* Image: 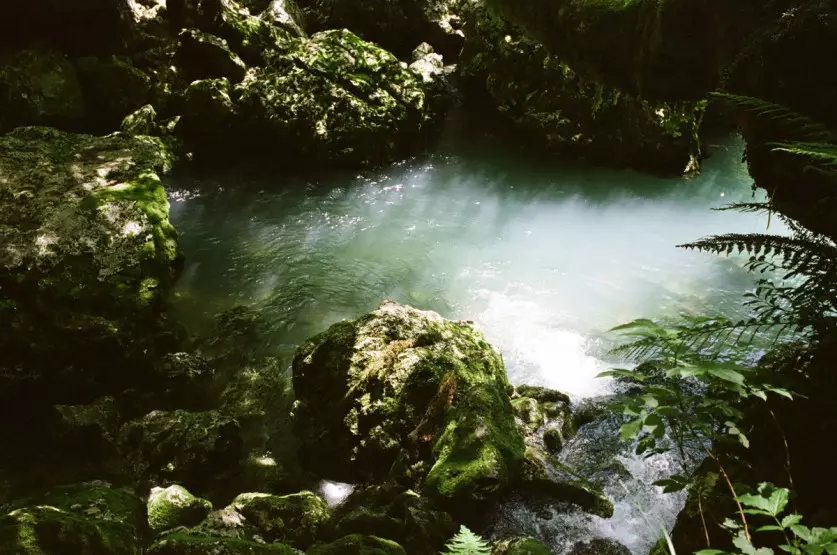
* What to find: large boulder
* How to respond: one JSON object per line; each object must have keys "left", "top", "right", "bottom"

{"left": 0, "top": 127, "right": 179, "bottom": 409}
{"left": 118, "top": 410, "right": 242, "bottom": 492}
{"left": 0, "top": 481, "right": 145, "bottom": 554}
{"left": 308, "top": 534, "right": 407, "bottom": 555}
{"left": 148, "top": 485, "right": 213, "bottom": 534}
{"left": 458, "top": 3, "right": 704, "bottom": 176}
{"left": 292, "top": 300, "right": 525, "bottom": 507}
{"left": 229, "top": 491, "right": 329, "bottom": 548}
{"left": 176, "top": 29, "right": 248, "bottom": 82}
{"left": 298, "top": 0, "right": 466, "bottom": 60}
{"left": 0, "top": 50, "right": 85, "bottom": 133}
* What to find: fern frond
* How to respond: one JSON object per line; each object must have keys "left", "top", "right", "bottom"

{"left": 441, "top": 526, "right": 490, "bottom": 555}
{"left": 713, "top": 202, "right": 773, "bottom": 214}
{"left": 710, "top": 92, "right": 834, "bottom": 141}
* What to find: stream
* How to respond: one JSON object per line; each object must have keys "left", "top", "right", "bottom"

{"left": 167, "top": 120, "right": 779, "bottom": 553}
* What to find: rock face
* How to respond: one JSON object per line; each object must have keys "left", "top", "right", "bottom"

{"left": 458, "top": 3, "right": 703, "bottom": 176}
{"left": 0, "top": 127, "right": 179, "bottom": 408}
{"left": 298, "top": 0, "right": 466, "bottom": 60}
{"left": 0, "top": 50, "right": 86, "bottom": 133}
{"left": 0, "top": 481, "right": 145, "bottom": 554}
{"left": 292, "top": 300, "right": 525, "bottom": 506}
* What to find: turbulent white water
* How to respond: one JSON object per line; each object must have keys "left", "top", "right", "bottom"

{"left": 168, "top": 128, "right": 781, "bottom": 553}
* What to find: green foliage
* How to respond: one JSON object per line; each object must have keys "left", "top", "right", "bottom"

{"left": 441, "top": 526, "right": 490, "bottom": 555}
{"left": 694, "top": 483, "right": 837, "bottom": 555}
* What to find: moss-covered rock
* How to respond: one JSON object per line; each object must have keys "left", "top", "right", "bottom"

{"left": 148, "top": 533, "right": 299, "bottom": 554}
{"left": 229, "top": 491, "right": 329, "bottom": 548}
{"left": 177, "top": 29, "right": 248, "bottom": 82}
{"left": 122, "top": 105, "right": 159, "bottom": 136}
{"left": 118, "top": 410, "right": 242, "bottom": 492}
{"left": 298, "top": 0, "right": 466, "bottom": 60}
{"left": 308, "top": 534, "right": 407, "bottom": 555}
{"left": 75, "top": 56, "right": 152, "bottom": 131}
{"left": 0, "top": 126, "right": 179, "bottom": 408}
{"left": 492, "top": 536, "right": 552, "bottom": 555}
{"left": 0, "top": 50, "right": 85, "bottom": 133}
{"left": 458, "top": 3, "right": 703, "bottom": 175}
{"left": 566, "top": 538, "right": 630, "bottom": 555}
{"left": 148, "top": 485, "right": 213, "bottom": 534}
{"left": 293, "top": 300, "right": 525, "bottom": 508}
{"left": 325, "top": 484, "right": 455, "bottom": 555}
{"left": 0, "top": 481, "right": 145, "bottom": 554}
{"left": 176, "top": 77, "right": 238, "bottom": 154}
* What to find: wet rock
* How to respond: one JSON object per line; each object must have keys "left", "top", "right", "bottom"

{"left": 75, "top": 56, "right": 152, "bottom": 131}
{"left": 308, "top": 534, "right": 407, "bottom": 555}
{"left": 458, "top": 3, "right": 703, "bottom": 176}
{"left": 229, "top": 491, "right": 329, "bottom": 548}
{"left": 0, "top": 50, "right": 85, "bottom": 132}
{"left": 177, "top": 29, "right": 248, "bottom": 82}
{"left": 148, "top": 533, "right": 299, "bottom": 554}
{"left": 567, "top": 538, "right": 631, "bottom": 555}
{"left": 325, "top": 484, "right": 455, "bottom": 555}
{"left": 292, "top": 300, "right": 525, "bottom": 507}
{"left": 0, "top": 481, "right": 145, "bottom": 554}
{"left": 148, "top": 485, "right": 213, "bottom": 534}
{"left": 122, "top": 104, "right": 159, "bottom": 136}
{"left": 260, "top": 0, "right": 307, "bottom": 37}
{"left": 492, "top": 536, "right": 552, "bottom": 555}
{"left": 542, "top": 427, "right": 563, "bottom": 455}
{"left": 0, "top": 127, "right": 178, "bottom": 408}
{"left": 298, "top": 0, "right": 466, "bottom": 60}
{"left": 518, "top": 446, "right": 614, "bottom": 518}
{"left": 119, "top": 410, "right": 242, "bottom": 491}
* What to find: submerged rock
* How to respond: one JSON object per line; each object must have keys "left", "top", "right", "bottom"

{"left": 148, "top": 485, "right": 213, "bottom": 534}
{"left": 458, "top": 3, "right": 703, "bottom": 176}
{"left": 292, "top": 300, "right": 525, "bottom": 507}
{"left": 229, "top": 491, "right": 329, "bottom": 548}
{"left": 308, "top": 534, "right": 407, "bottom": 555}
{"left": 0, "top": 481, "right": 145, "bottom": 554}
{"left": 118, "top": 410, "right": 242, "bottom": 491}
{"left": 492, "top": 536, "right": 552, "bottom": 555}
{"left": 325, "top": 484, "right": 455, "bottom": 555}
{"left": 0, "top": 127, "right": 179, "bottom": 408}
{"left": 0, "top": 50, "right": 85, "bottom": 132}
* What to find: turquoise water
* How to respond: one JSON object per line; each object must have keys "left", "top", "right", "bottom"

{"left": 168, "top": 129, "right": 774, "bottom": 398}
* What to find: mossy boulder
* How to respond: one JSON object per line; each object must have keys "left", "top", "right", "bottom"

{"left": 567, "top": 538, "right": 630, "bottom": 555}
{"left": 229, "top": 492, "right": 329, "bottom": 548}
{"left": 0, "top": 481, "right": 145, "bottom": 554}
{"left": 177, "top": 77, "right": 238, "bottom": 154}
{"left": 0, "top": 127, "right": 178, "bottom": 408}
{"left": 74, "top": 56, "right": 152, "bottom": 131}
{"left": 492, "top": 537, "right": 552, "bottom": 555}
{"left": 0, "top": 50, "right": 85, "bottom": 133}
{"left": 325, "top": 484, "right": 455, "bottom": 555}
{"left": 308, "top": 534, "right": 407, "bottom": 555}
{"left": 148, "top": 485, "right": 213, "bottom": 534}
{"left": 292, "top": 300, "right": 525, "bottom": 507}
{"left": 298, "top": 0, "right": 465, "bottom": 60}
{"left": 458, "top": 3, "right": 703, "bottom": 175}
{"left": 177, "top": 29, "right": 248, "bottom": 82}
{"left": 118, "top": 410, "right": 242, "bottom": 492}
{"left": 122, "top": 105, "right": 159, "bottom": 136}
{"left": 148, "top": 533, "right": 299, "bottom": 554}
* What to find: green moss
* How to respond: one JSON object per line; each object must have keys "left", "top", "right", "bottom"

{"left": 230, "top": 491, "right": 329, "bottom": 548}
{"left": 148, "top": 533, "right": 298, "bottom": 554}
{"left": 308, "top": 534, "right": 407, "bottom": 555}
{"left": 493, "top": 536, "right": 552, "bottom": 555}
{"left": 147, "top": 485, "right": 213, "bottom": 534}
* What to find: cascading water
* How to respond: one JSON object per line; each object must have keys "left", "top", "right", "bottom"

{"left": 167, "top": 124, "right": 782, "bottom": 553}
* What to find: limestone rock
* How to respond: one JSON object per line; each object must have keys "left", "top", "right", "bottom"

{"left": 148, "top": 485, "right": 213, "bottom": 534}
{"left": 0, "top": 50, "right": 85, "bottom": 133}
{"left": 177, "top": 29, "right": 248, "bottom": 82}
{"left": 0, "top": 127, "right": 178, "bottom": 407}
{"left": 0, "top": 481, "right": 145, "bottom": 554}
{"left": 229, "top": 491, "right": 329, "bottom": 548}
{"left": 118, "top": 410, "right": 242, "bottom": 491}
{"left": 292, "top": 300, "right": 525, "bottom": 506}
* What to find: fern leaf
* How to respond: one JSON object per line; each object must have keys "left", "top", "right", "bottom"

{"left": 442, "top": 526, "right": 491, "bottom": 555}
{"left": 710, "top": 92, "right": 834, "bottom": 141}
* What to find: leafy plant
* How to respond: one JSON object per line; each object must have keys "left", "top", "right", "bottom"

{"left": 695, "top": 483, "right": 837, "bottom": 555}
{"left": 441, "top": 525, "right": 491, "bottom": 555}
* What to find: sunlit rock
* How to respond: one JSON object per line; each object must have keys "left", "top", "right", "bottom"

{"left": 148, "top": 485, "right": 213, "bottom": 534}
